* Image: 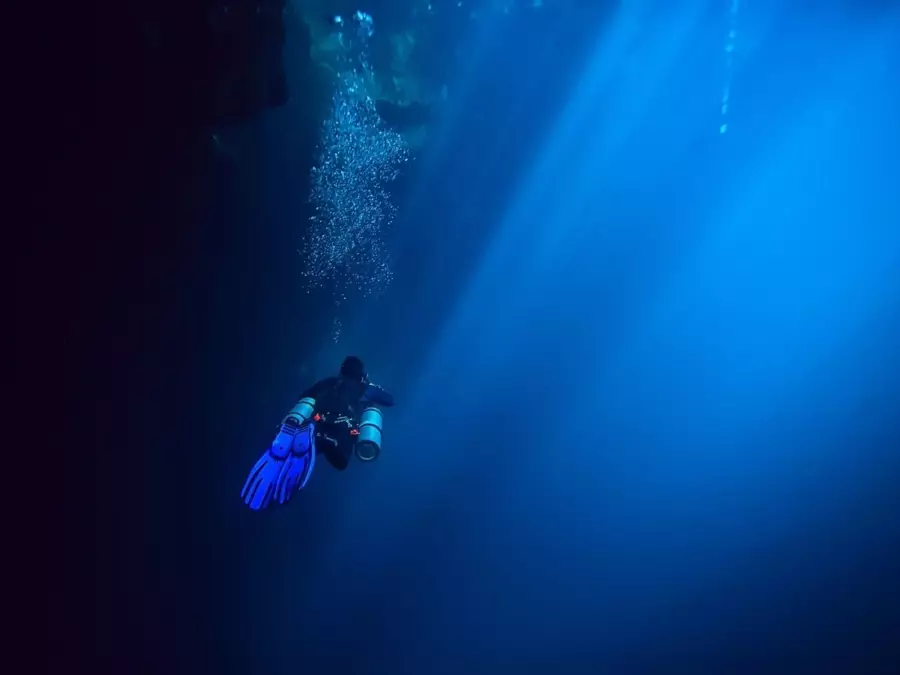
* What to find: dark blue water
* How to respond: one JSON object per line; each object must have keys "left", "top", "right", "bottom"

{"left": 70, "top": 2, "right": 900, "bottom": 674}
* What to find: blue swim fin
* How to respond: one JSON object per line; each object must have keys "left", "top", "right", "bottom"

{"left": 274, "top": 422, "right": 316, "bottom": 505}
{"left": 241, "top": 421, "right": 299, "bottom": 510}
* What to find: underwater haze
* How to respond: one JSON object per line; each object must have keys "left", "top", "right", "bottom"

{"left": 94, "top": 1, "right": 900, "bottom": 674}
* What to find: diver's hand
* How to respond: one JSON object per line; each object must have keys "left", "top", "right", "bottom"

{"left": 363, "top": 382, "right": 395, "bottom": 407}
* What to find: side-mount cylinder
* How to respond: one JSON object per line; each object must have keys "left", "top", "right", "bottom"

{"left": 282, "top": 397, "right": 316, "bottom": 426}
{"left": 355, "top": 406, "right": 383, "bottom": 461}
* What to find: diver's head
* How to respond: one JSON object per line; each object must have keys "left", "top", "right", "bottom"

{"left": 340, "top": 356, "right": 367, "bottom": 382}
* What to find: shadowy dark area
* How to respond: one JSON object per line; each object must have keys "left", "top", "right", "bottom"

{"left": 54, "top": 2, "right": 324, "bottom": 673}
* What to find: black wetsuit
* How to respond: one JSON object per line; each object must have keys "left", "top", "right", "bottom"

{"left": 299, "top": 376, "right": 395, "bottom": 470}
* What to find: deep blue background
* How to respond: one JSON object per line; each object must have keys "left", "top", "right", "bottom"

{"left": 59, "top": 2, "right": 899, "bottom": 674}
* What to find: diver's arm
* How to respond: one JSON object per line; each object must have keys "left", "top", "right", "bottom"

{"left": 362, "top": 382, "right": 395, "bottom": 407}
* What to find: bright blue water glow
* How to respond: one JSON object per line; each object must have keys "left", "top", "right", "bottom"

{"left": 251, "top": 3, "right": 900, "bottom": 672}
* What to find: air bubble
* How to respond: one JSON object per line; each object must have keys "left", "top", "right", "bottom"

{"left": 301, "top": 18, "right": 410, "bottom": 318}
{"left": 720, "top": 0, "right": 740, "bottom": 134}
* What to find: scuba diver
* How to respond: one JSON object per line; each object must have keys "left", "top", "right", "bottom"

{"left": 241, "top": 356, "right": 395, "bottom": 511}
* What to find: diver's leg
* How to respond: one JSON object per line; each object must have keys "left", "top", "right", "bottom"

{"left": 316, "top": 429, "right": 350, "bottom": 471}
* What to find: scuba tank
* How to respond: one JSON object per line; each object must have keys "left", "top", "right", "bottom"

{"left": 282, "top": 397, "right": 316, "bottom": 426}
{"left": 355, "top": 406, "right": 383, "bottom": 461}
